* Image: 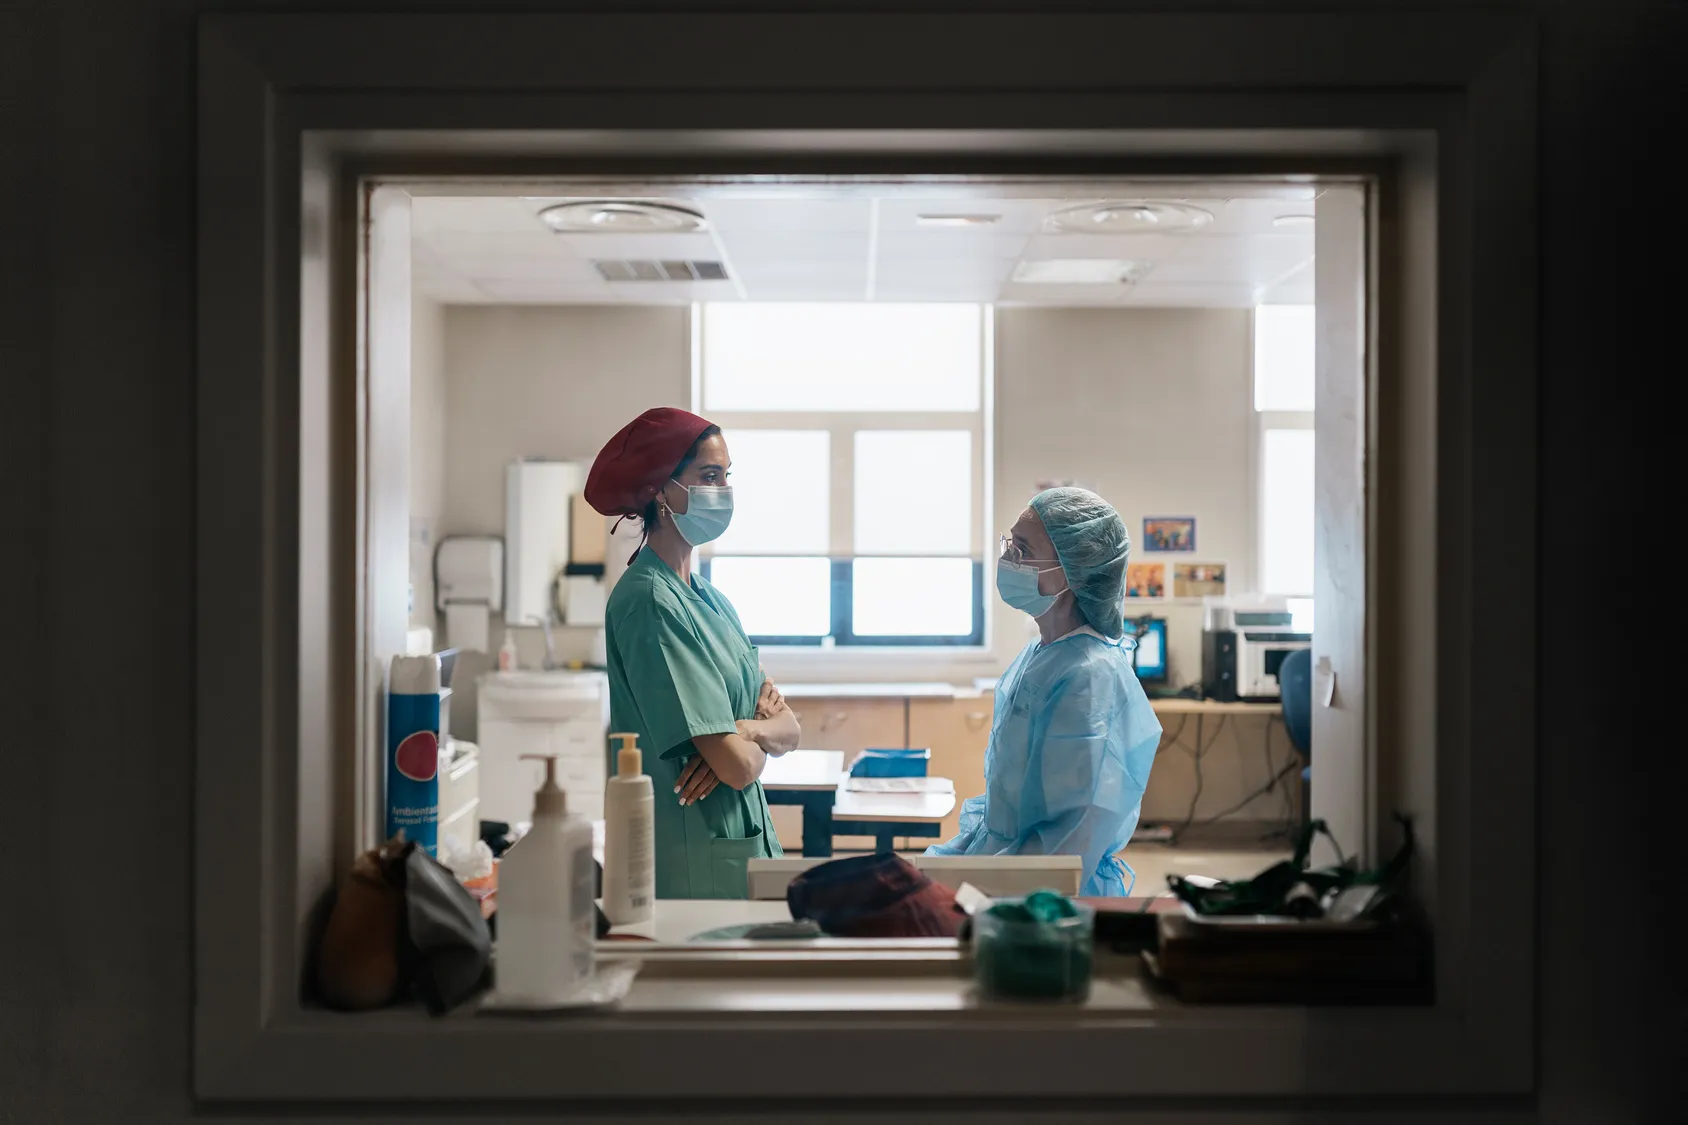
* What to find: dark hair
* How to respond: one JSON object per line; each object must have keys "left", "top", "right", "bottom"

{"left": 641, "top": 424, "right": 722, "bottom": 530}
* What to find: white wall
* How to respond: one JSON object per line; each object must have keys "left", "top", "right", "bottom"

{"left": 424, "top": 303, "right": 1258, "bottom": 683}
{"left": 438, "top": 305, "right": 690, "bottom": 663}
{"left": 409, "top": 296, "right": 447, "bottom": 633}
{"left": 994, "top": 308, "right": 1284, "bottom": 823}
{"left": 994, "top": 307, "right": 1256, "bottom": 688}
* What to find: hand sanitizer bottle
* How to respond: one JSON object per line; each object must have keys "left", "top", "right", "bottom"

{"left": 602, "top": 733, "right": 655, "bottom": 926}
{"left": 494, "top": 754, "right": 595, "bottom": 1002}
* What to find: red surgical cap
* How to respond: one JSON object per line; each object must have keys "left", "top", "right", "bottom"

{"left": 584, "top": 407, "right": 716, "bottom": 517}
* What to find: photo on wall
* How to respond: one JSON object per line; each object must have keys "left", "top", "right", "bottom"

{"left": 1125, "top": 561, "right": 1167, "bottom": 599}
{"left": 1173, "top": 561, "right": 1228, "bottom": 598}
{"left": 1142, "top": 516, "right": 1196, "bottom": 553}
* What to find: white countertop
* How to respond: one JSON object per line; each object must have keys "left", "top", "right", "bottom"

{"left": 604, "top": 899, "right": 796, "bottom": 943}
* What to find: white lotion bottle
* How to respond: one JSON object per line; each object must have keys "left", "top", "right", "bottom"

{"left": 602, "top": 733, "right": 655, "bottom": 926}
{"left": 494, "top": 753, "right": 595, "bottom": 1002}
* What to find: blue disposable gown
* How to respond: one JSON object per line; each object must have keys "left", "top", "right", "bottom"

{"left": 927, "top": 629, "right": 1162, "bottom": 896}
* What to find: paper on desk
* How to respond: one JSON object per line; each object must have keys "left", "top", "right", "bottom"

{"left": 844, "top": 776, "right": 955, "bottom": 794}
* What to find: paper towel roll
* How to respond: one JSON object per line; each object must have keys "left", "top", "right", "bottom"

{"left": 444, "top": 603, "right": 491, "bottom": 653}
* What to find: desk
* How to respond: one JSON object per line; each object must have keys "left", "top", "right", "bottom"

{"left": 761, "top": 750, "right": 846, "bottom": 858}
{"left": 1149, "top": 698, "right": 1282, "bottom": 717}
{"left": 761, "top": 748, "right": 957, "bottom": 857}
{"left": 1142, "top": 698, "right": 1293, "bottom": 836}
{"left": 1148, "top": 698, "right": 1282, "bottom": 758}
{"left": 831, "top": 788, "right": 956, "bottom": 854}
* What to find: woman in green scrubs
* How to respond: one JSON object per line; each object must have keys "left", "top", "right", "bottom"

{"left": 585, "top": 407, "right": 801, "bottom": 899}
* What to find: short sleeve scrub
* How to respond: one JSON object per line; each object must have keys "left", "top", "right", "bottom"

{"left": 603, "top": 550, "right": 782, "bottom": 899}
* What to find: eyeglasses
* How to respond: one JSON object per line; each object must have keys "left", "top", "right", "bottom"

{"left": 999, "top": 534, "right": 1060, "bottom": 567}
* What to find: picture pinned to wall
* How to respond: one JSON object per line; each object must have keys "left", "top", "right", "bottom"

{"left": 1173, "top": 561, "right": 1228, "bottom": 598}
{"left": 1125, "top": 562, "right": 1166, "bottom": 599}
{"left": 1142, "top": 516, "right": 1196, "bottom": 553}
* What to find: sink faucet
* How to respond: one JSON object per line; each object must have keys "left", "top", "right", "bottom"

{"left": 528, "top": 615, "right": 559, "bottom": 670}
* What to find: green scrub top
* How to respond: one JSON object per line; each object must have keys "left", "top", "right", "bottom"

{"left": 604, "top": 549, "right": 782, "bottom": 899}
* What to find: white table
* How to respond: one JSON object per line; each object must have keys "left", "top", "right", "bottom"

{"left": 760, "top": 748, "right": 956, "bottom": 856}
{"left": 761, "top": 750, "right": 846, "bottom": 857}
{"left": 760, "top": 749, "right": 846, "bottom": 790}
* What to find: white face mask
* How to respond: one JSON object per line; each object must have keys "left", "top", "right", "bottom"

{"left": 666, "top": 480, "right": 734, "bottom": 546}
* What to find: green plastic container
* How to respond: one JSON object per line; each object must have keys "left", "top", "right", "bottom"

{"left": 972, "top": 891, "right": 1095, "bottom": 1001}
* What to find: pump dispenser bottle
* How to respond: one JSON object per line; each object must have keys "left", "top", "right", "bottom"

{"left": 493, "top": 754, "right": 595, "bottom": 1001}
{"left": 602, "top": 733, "right": 655, "bottom": 925}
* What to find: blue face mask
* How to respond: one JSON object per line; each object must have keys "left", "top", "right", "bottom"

{"left": 996, "top": 559, "right": 1063, "bottom": 618}
{"left": 668, "top": 480, "right": 734, "bottom": 546}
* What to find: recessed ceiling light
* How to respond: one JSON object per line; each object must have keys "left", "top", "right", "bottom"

{"left": 538, "top": 200, "right": 708, "bottom": 234}
{"left": 915, "top": 213, "right": 1002, "bottom": 228}
{"left": 1272, "top": 214, "right": 1315, "bottom": 228}
{"left": 1011, "top": 259, "right": 1151, "bottom": 285}
{"left": 1046, "top": 201, "right": 1214, "bottom": 234}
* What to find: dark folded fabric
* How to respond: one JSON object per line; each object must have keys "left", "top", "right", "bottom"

{"left": 786, "top": 853, "right": 966, "bottom": 938}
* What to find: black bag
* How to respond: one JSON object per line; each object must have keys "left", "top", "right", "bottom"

{"left": 400, "top": 845, "right": 493, "bottom": 1014}
{"left": 1169, "top": 815, "right": 1415, "bottom": 920}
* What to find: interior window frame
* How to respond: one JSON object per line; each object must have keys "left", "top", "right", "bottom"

{"left": 193, "top": 7, "right": 1538, "bottom": 1107}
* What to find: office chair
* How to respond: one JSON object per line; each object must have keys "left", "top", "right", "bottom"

{"left": 1277, "top": 647, "right": 1313, "bottom": 826}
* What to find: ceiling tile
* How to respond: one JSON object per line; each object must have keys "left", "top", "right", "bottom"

{"left": 1170, "top": 232, "right": 1312, "bottom": 263}
{"left": 1145, "top": 251, "right": 1313, "bottom": 286}
{"left": 1123, "top": 282, "right": 1258, "bottom": 308}
{"left": 702, "top": 198, "right": 874, "bottom": 234}
{"left": 412, "top": 197, "right": 543, "bottom": 237}
{"left": 721, "top": 230, "right": 866, "bottom": 261}
{"left": 996, "top": 282, "right": 1134, "bottom": 306}
{"left": 473, "top": 278, "right": 612, "bottom": 303}
{"left": 1018, "top": 232, "right": 1193, "bottom": 263}
{"left": 875, "top": 258, "right": 1015, "bottom": 286}
{"left": 1213, "top": 197, "right": 1317, "bottom": 234}
{"left": 551, "top": 232, "right": 721, "bottom": 261}
{"left": 872, "top": 197, "right": 1060, "bottom": 237}
{"left": 441, "top": 256, "right": 604, "bottom": 284}
{"left": 413, "top": 273, "right": 489, "bottom": 303}
{"left": 608, "top": 281, "right": 737, "bottom": 304}
{"left": 420, "top": 230, "right": 575, "bottom": 262}
{"left": 874, "top": 231, "right": 1031, "bottom": 262}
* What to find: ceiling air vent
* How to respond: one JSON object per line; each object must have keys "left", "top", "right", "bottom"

{"left": 592, "top": 260, "right": 729, "bottom": 283}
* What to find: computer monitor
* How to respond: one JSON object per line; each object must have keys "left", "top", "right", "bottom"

{"left": 1125, "top": 616, "right": 1168, "bottom": 686}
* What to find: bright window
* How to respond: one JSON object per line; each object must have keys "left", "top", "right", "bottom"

{"left": 1260, "top": 428, "right": 1315, "bottom": 595}
{"left": 702, "top": 303, "right": 982, "bottom": 413}
{"left": 699, "top": 303, "right": 988, "bottom": 648}
{"left": 1253, "top": 305, "right": 1315, "bottom": 412}
{"left": 712, "top": 429, "right": 829, "bottom": 554}
{"left": 853, "top": 431, "right": 973, "bottom": 555}
{"left": 705, "top": 557, "right": 832, "bottom": 638}
{"left": 851, "top": 558, "right": 976, "bottom": 637}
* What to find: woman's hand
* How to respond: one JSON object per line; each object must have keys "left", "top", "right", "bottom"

{"left": 738, "top": 708, "right": 801, "bottom": 758}
{"left": 674, "top": 755, "right": 721, "bottom": 806}
{"left": 756, "top": 678, "right": 785, "bottom": 720}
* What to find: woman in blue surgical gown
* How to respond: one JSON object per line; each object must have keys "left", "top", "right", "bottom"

{"left": 926, "top": 487, "right": 1162, "bottom": 897}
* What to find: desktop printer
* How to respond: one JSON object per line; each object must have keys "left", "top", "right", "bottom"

{"left": 1201, "top": 596, "right": 1311, "bottom": 702}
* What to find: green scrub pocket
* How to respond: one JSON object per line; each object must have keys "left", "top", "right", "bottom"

{"left": 706, "top": 825, "right": 766, "bottom": 899}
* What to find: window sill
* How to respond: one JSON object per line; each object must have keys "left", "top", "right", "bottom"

{"left": 207, "top": 946, "right": 1482, "bottom": 1105}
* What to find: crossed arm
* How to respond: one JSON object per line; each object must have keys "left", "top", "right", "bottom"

{"left": 675, "top": 679, "right": 802, "bottom": 805}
